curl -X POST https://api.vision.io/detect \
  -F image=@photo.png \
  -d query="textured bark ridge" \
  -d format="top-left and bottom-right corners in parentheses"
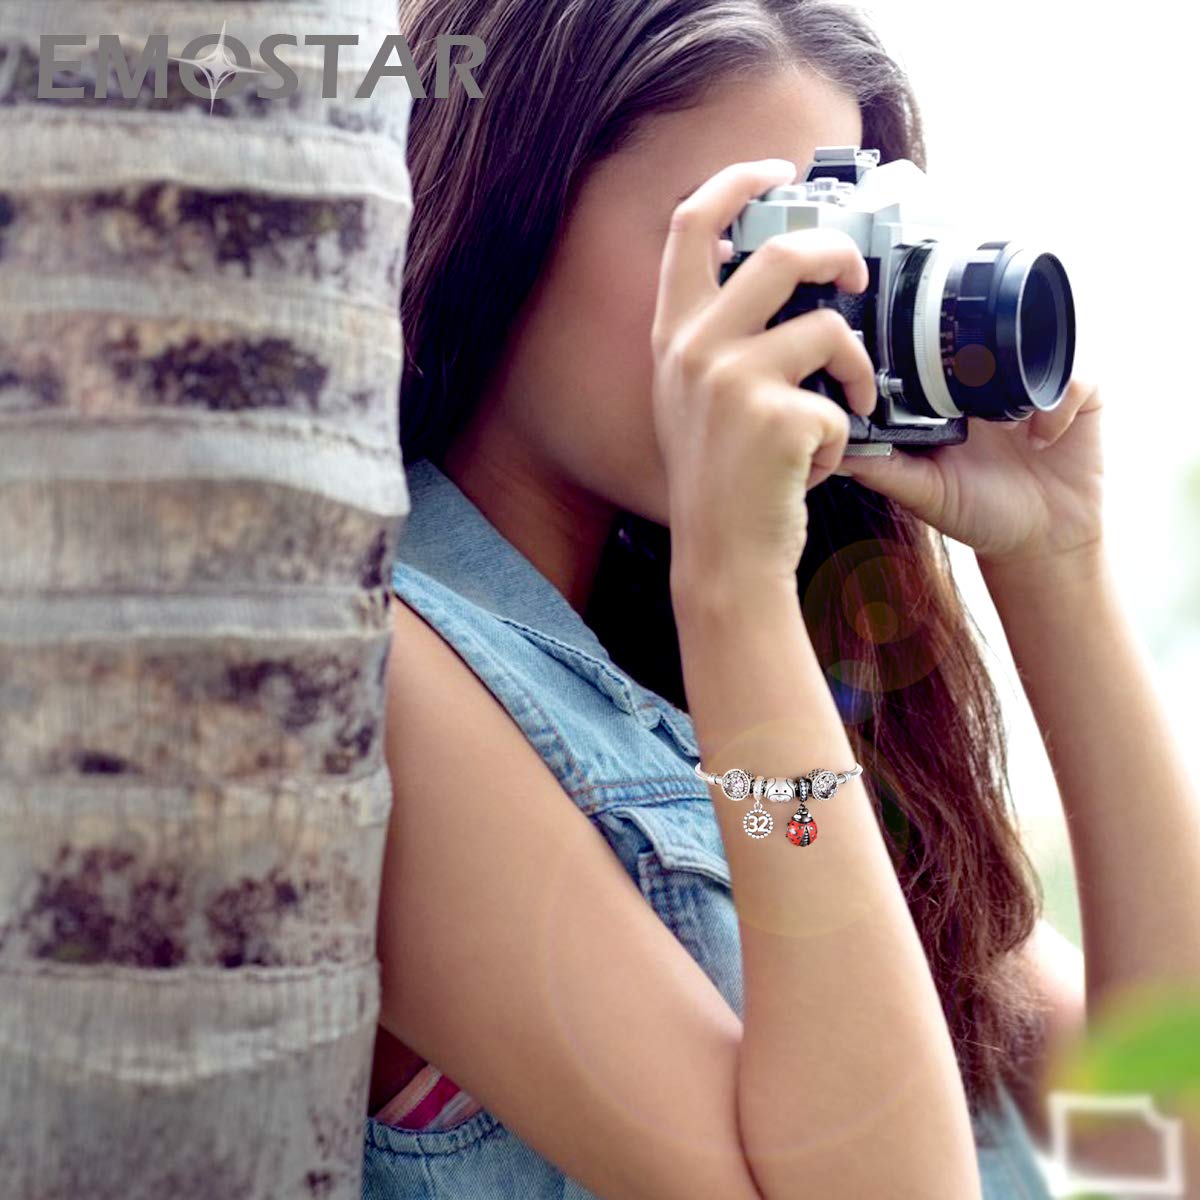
top-left (0, 6), bottom-right (412, 1197)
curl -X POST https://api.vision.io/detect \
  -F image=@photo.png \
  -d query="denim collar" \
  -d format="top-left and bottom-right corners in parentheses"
top-left (394, 457), bottom-right (617, 659)
top-left (394, 458), bottom-right (699, 757)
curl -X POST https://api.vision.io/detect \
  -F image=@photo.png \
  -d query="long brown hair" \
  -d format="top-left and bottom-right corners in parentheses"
top-left (396, 0), bottom-right (1045, 1122)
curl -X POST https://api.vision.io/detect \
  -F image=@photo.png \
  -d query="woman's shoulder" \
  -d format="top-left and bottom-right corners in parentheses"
top-left (388, 557), bottom-right (702, 809)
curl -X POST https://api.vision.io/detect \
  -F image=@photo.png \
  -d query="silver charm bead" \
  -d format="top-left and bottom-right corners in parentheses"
top-left (694, 760), bottom-right (861, 809)
top-left (764, 777), bottom-right (797, 803)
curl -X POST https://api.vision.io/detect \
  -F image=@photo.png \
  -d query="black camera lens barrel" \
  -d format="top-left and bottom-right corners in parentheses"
top-left (998, 245), bottom-right (1075, 405)
top-left (891, 238), bottom-right (1076, 421)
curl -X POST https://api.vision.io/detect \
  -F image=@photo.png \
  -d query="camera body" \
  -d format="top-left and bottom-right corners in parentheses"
top-left (720, 146), bottom-right (1076, 455)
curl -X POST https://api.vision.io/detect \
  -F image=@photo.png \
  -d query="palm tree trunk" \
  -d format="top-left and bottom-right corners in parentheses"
top-left (0, 5), bottom-right (411, 1196)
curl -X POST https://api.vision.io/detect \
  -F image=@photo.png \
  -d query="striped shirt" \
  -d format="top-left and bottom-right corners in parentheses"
top-left (372, 1062), bottom-right (485, 1132)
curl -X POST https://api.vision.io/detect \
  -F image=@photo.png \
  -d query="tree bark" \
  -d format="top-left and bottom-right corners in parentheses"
top-left (0, 6), bottom-right (412, 1196)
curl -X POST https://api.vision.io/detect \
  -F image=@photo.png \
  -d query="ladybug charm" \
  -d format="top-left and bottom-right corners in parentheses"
top-left (786, 802), bottom-right (818, 846)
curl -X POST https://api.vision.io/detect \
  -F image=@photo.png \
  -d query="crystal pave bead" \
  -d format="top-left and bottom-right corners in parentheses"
top-left (807, 769), bottom-right (840, 801)
top-left (719, 768), bottom-right (752, 801)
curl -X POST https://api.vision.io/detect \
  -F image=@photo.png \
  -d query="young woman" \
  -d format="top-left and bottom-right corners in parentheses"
top-left (363, 1), bottom-right (1200, 1197)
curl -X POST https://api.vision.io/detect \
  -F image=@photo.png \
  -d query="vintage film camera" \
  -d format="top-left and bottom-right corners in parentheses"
top-left (720, 146), bottom-right (1076, 455)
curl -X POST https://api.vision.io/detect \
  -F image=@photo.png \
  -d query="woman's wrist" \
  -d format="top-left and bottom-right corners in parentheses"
top-left (975, 537), bottom-right (1112, 600)
top-left (669, 555), bottom-right (803, 632)
top-left (668, 527), bottom-right (804, 609)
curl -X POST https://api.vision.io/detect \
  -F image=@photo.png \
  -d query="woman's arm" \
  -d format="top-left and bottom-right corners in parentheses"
top-left (978, 543), bottom-right (1200, 1175)
top-left (378, 597), bottom-right (761, 1200)
top-left (978, 544), bottom-right (1200, 1009)
top-left (379, 580), bottom-right (981, 1200)
top-left (671, 568), bottom-right (983, 1200)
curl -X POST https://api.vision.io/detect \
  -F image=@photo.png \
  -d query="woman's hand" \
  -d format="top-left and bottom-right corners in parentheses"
top-left (651, 157), bottom-right (879, 595)
top-left (834, 373), bottom-right (1105, 571)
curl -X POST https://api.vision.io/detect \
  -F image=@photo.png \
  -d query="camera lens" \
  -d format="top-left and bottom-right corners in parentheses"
top-left (890, 239), bottom-right (1076, 422)
top-left (1012, 252), bottom-right (1072, 404)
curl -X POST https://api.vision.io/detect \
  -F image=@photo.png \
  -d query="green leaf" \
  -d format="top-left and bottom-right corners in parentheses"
top-left (1050, 982), bottom-right (1200, 1103)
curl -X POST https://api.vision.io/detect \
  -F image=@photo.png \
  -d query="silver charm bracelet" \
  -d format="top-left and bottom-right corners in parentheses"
top-left (693, 760), bottom-right (863, 845)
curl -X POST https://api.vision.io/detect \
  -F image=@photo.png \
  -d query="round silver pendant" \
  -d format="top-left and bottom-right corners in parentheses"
top-left (808, 769), bottom-right (840, 801)
top-left (743, 797), bottom-right (773, 838)
top-left (720, 768), bottom-right (752, 801)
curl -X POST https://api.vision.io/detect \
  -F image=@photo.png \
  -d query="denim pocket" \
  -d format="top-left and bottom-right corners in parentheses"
top-left (364, 1104), bottom-right (502, 1157)
top-left (362, 1105), bottom-right (519, 1200)
top-left (596, 795), bottom-right (743, 1018)
top-left (601, 795), bottom-right (731, 888)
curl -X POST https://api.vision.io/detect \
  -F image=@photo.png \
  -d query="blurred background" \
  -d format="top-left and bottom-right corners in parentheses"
top-left (864, 0), bottom-right (1200, 951)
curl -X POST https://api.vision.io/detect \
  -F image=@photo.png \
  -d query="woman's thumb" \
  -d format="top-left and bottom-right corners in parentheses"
top-left (832, 450), bottom-right (944, 524)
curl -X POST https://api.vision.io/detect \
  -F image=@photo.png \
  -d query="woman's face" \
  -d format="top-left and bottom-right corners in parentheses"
top-left (487, 63), bottom-right (863, 526)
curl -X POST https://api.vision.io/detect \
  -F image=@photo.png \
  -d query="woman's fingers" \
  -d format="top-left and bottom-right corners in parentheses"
top-left (745, 306), bottom-right (878, 417)
top-left (760, 382), bottom-right (853, 492)
top-left (1026, 375), bottom-right (1102, 450)
top-left (695, 226), bottom-right (870, 341)
top-left (833, 446), bottom-right (946, 522)
top-left (653, 158), bottom-right (796, 344)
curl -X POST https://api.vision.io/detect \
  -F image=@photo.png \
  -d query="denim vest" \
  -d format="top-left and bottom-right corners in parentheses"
top-left (363, 456), bottom-right (1052, 1200)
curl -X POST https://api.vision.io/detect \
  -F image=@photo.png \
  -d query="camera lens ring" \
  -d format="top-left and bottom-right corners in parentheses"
top-left (952, 240), bottom-right (1075, 420)
top-left (891, 239), bottom-right (1076, 422)
top-left (912, 239), bottom-right (972, 419)
top-left (888, 242), bottom-right (943, 419)
top-left (997, 249), bottom-right (1075, 413)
